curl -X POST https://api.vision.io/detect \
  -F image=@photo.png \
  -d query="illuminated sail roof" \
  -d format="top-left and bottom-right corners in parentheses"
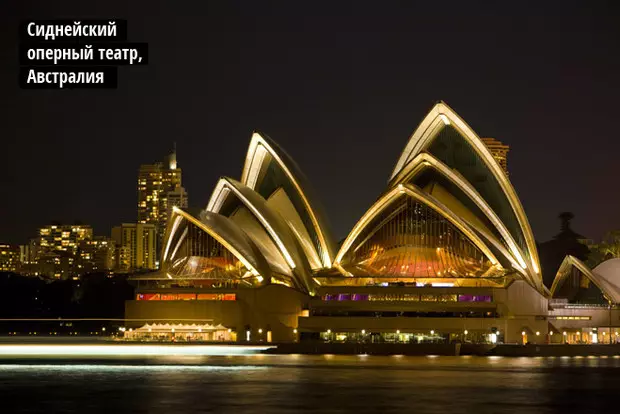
top-left (155, 101), bottom-right (543, 295)
top-left (160, 207), bottom-right (270, 286)
top-left (386, 102), bottom-right (543, 292)
top-left (334, 184), bottom-right (505, 280)
top-left (206, 176), bottom-right (316, 294)
top-left (241, 132), bottom-right (335, 269)
top-left (551, 256), bottom-right (620, 304)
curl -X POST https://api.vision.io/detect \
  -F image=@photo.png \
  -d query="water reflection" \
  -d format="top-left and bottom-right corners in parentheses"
top-left (0, 356), bottom-right (618, 413)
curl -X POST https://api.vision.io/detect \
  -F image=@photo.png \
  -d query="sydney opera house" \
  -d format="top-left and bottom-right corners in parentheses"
top-left (126, 102), bottom-right (620, 345)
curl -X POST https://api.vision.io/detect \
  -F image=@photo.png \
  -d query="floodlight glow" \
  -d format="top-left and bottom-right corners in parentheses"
top-left (0, 345), bottom-right (275, 356)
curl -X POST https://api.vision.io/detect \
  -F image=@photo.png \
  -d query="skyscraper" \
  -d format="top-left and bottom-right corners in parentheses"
top-left (481, 137), bottom-right (510, 175)
top-left (137, 146), bottom-right (188, 263)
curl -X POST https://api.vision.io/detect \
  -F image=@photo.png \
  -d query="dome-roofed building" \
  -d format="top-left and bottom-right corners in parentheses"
top-left (126, 102), bottom-right (552, 344)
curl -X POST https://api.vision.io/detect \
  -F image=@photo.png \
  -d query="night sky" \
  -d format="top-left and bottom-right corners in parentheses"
top-left (1, 1), bottom-right (619, 246)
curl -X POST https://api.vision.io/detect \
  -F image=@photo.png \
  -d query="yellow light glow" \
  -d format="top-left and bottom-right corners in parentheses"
top-left (0, 345), bottom-right (275, 356)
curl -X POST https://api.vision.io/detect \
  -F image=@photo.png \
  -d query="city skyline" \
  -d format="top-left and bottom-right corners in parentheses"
top-left (1, 2), bottom-right (619, 246)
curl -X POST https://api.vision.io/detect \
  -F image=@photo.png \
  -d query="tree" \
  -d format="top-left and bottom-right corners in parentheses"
top-left (586, 230), bottom-right (620, 268)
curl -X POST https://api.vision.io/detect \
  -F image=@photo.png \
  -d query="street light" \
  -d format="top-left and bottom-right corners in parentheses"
top-left (430, 330), bottom-right (435, 335)
top-left (464, 330), bottom-right (468, 335)
top-left (361, 329), bottom-right (366, 335)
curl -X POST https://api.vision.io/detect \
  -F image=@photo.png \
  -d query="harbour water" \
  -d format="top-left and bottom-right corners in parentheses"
top-left (1, 355), bottom-right (619, 413)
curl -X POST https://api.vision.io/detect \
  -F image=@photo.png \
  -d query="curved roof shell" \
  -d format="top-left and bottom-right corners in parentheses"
top-left (160, 207), bottom-right (271, 285)
top-left (240, 132), bottom-right (336, 269)
top-left (387, 102), bottom-right (542, 292)
top-left (206, 176), bottom-right (316, 294)
top-left (551, 256), bottom-right (620, 304)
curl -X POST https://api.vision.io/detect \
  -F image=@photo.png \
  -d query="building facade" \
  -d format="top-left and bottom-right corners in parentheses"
top-left (112, 223), bottom-right (157, 272)
top-left (0, 244), bottom-right (20, 272)
top-left (126, 102), bottom-right (550, 344)
top-left (79, 236), bottom-right (116, 273)
top-left (37, 224), bottom-right (93, 255)
top-left (23, 224), bottom-right (95, 278)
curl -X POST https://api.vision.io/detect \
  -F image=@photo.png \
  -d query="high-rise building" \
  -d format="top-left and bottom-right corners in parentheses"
top-left (19, 244), bottom-right (31, 266)
top-left (481, 137), bottom-right (510, 175)
top-left (111, 223), bottom-right (157, 272)
top-left (137, 146), bottom-right (187, 262)
top-left (165, 184), bottom-right (188, 220)
top-left (0, 244), bottom-right (20, 272)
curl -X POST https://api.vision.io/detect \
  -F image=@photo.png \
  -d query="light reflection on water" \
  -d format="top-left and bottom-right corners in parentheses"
top-left (0, 355), bottom-right (619, 413)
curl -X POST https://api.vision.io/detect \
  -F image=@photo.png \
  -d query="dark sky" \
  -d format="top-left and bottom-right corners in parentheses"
top-left (1, 1), bottom-right (619, 245)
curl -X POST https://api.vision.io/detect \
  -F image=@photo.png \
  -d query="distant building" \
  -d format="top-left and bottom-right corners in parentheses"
top-left (19, 244), bottom-right (32, 266)
top-left (137, 145), bottom-right (186, 262)
top-left (79, 236), bottom-right (116, 273)
top-left (0, 244), bottom-right (20, 272)
top-left (111, 223), bottom-right (157, 272)
top-left (28, 224), bottom-right (94, 279)
top-left (37, 224), bottom-right (93, 256)
top-left (165, 184), bottom-right (189, 221)
top-left (481, 137), bottom-right (509, 175)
